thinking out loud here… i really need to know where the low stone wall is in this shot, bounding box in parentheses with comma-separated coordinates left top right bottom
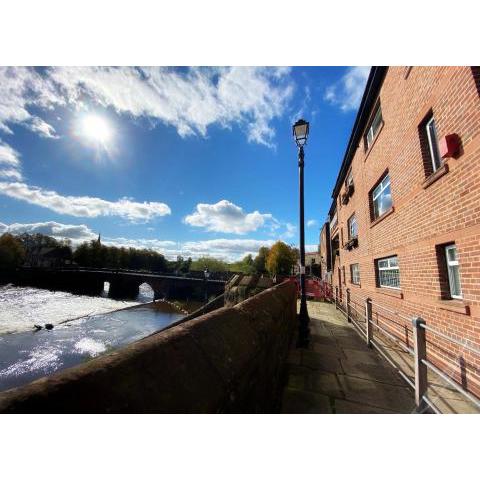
(0, 281, 297, 413)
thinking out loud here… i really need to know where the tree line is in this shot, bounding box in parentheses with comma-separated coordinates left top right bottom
(0, 232, 299, 277)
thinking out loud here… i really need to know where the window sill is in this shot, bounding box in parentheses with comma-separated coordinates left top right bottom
(435, 298, 470, 316)
(364, 121, 385, 162)
(370, 206, 395, 227)
(422, 163, 449, 189)
(375, 287, 403, 299)
(350, 282, 362, 288)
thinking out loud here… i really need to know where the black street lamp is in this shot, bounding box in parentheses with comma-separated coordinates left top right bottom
(204, 266, 210, 303)
(293, 119, 310, 347)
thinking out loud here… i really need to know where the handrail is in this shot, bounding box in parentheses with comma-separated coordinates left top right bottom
(420, 323, 480, 357)
(337, 285, 480, 413)
(422, 395, 442, 414)
(369, 300, 412, 323)
(370, 339, 415, 389)
(369, 319, 414, 355)
(421, 358, 480, 410)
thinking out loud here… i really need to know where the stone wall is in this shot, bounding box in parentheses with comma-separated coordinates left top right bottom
(224, 274, 274, 307)
(0, 281, 296, 413)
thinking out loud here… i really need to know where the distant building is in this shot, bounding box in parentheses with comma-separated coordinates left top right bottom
(33, 246, 72, 268)
(294, 251, 321, 276)
(319, 66, 480, 395)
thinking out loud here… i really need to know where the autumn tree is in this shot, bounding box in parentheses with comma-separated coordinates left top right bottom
(265, 241, 297, 276)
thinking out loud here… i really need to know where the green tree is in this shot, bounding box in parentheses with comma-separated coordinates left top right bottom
(266, 241, 297, 276)
(0, 233, 26, 270)
(190, 256, 229, 272)
(253, 246, 270, 274)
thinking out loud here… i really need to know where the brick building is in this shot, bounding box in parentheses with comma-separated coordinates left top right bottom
(319, 66, 480, 395)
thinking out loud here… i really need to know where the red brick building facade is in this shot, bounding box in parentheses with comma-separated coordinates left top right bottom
(319, 66, 480, 395)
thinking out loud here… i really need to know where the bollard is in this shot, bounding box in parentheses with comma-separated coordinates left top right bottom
(365, 298, 373, 348)
(335, 286, 338, 310)
(346, 288, 351, 323)
(412, 317, 427, 411)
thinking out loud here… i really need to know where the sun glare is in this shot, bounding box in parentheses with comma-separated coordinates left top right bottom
(80, 114, 112, 144)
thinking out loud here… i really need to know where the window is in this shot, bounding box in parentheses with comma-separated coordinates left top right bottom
(347, 214, 358, 240)
(376, 255, 400, 289)
(445, 245, 462, 299)
(330, 210, 338, 231)
(345, 169, 353, 188)
(365, 104, 383, 150)
(371, 173, 393, 220)
(425, 115, 442, 172)
(350, 263, 360, 285)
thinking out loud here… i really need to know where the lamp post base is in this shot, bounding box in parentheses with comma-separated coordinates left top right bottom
(297, 297, 310, 348)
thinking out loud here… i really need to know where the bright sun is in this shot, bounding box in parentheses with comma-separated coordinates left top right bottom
(80, 114, 113, 145)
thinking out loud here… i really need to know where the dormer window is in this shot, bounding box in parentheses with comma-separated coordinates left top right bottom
(364, 103, 383, 150)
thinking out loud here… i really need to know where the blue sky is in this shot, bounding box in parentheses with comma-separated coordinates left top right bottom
(0, 66, 369, 261)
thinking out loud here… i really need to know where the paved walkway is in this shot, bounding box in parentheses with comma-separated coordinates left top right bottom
(281, 301, 416, 413)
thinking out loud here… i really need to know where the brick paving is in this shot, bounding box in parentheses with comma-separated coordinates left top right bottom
(281, 301, 416, 413)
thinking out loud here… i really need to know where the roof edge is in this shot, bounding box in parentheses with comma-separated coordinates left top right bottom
(330, 66, 388, 205)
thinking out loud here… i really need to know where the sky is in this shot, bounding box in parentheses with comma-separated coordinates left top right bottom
(0, 66, 369, 261)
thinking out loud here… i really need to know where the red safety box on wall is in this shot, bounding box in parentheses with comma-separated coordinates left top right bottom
(439, 134, 460, 158)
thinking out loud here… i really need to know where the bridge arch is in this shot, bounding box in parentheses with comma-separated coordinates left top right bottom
(137, 282, 155, 302)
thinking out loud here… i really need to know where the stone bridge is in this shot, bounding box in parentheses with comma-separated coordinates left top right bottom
(16, 267, 226, 301)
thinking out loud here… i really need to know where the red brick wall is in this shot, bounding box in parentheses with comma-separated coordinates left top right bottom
(325, 67, 480, 395)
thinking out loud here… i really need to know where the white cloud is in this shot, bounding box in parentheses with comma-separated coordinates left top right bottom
(0, 66, 293, 148)
(324, 66, 370, 112)
(0, 219, 307, 262)
(180, 238, 276, 261)
(0, 142, 22, 180)
(184, 199, 278, 234)
(307, 219, 318, 228)
(0, 181, 171, 222)
(0, 67, 60, 137)
(1, 221, 97, 242)
(281, 222, 297, 239)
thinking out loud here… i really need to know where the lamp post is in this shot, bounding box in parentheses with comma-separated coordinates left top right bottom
(204, 266, 210, 303)
(293, 119, 310, 347)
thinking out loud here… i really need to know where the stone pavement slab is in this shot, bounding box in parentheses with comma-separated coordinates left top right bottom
(281, 301, 416, 414)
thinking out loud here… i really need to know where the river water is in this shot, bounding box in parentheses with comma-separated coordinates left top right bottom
(0, 284, 184, 392)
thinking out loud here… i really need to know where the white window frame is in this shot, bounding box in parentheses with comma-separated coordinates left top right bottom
(365, 104, 383, 149)
(346, 169, 354, 187)
(372, 174, 392, 219)
(426, 116, 442, 173)
(377, 255, 400, 289)
(348, 214, 358, 240)
(350, 263, 360, 285)
(445, 244, 462, 299)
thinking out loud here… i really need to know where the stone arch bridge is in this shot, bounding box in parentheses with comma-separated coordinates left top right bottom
(16, 268, 226, 301)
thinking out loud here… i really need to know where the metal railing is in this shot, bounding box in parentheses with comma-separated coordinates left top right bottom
(333, 285, 480, 413)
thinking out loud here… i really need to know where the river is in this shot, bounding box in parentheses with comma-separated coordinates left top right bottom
(0, 284, 184, 392)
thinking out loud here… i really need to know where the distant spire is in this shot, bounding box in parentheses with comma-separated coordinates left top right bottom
(97, 232, 101, 245)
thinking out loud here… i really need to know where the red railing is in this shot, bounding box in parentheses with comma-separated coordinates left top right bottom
(287, 275, 333, 301)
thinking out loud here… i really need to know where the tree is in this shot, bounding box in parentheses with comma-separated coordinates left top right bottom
(253, 246, 270, 274)
(229, 254, 255, 274)
(190, 256, 229, 272)
(266, 241, 297, 276)
(0, 233, 26, 270)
